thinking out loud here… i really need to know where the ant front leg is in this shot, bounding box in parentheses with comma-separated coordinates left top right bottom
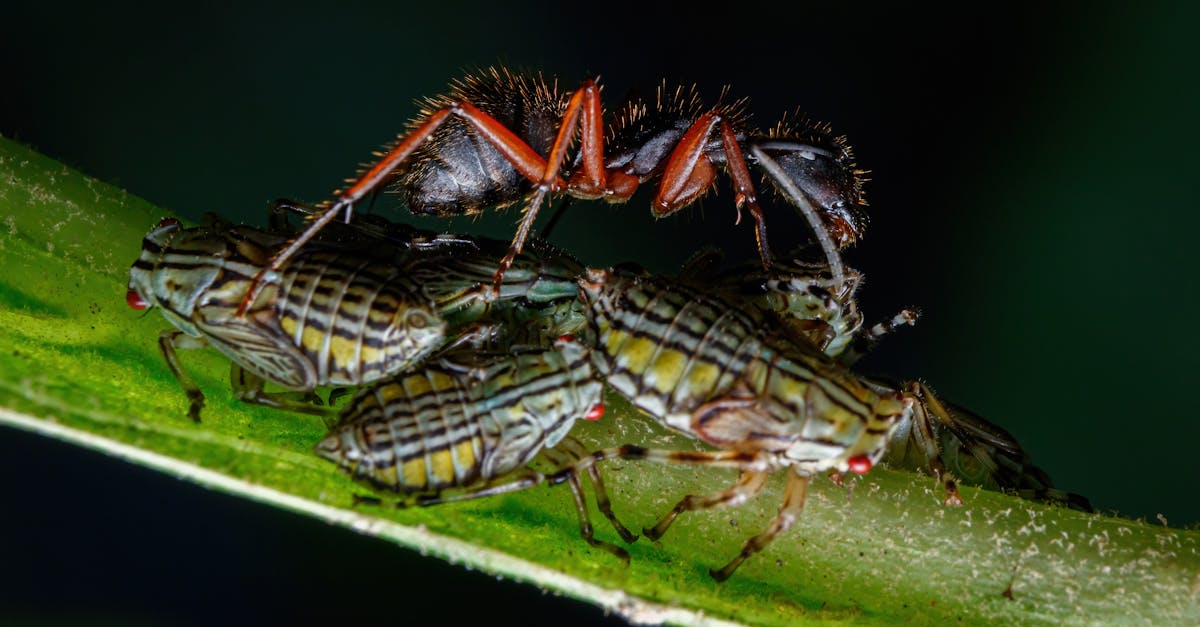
(655, 112, 774, 270)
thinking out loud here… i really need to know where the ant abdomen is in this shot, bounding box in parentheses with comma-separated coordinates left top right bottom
(395, 68, 569, 216)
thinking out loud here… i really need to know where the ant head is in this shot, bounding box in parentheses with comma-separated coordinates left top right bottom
(757, 115, 869, 248)
(765, 146, 868, 247)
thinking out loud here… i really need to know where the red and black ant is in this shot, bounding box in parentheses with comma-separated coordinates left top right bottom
(239, 67, 867, 313)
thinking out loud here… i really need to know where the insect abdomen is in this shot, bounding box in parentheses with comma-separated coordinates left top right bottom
(275, 251, 443, 386)
(585, 274, 763, 431)
(316, 340, 603, 493)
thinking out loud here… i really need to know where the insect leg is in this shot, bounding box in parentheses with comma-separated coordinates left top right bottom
(561, 470, 631, 563)
(643, 470, 770, 542)
(710, 468, 810, 582)
(546, 445, 776, 544)
(411, 469, 546, 506)
(158, 329, 208, 422)
(547, 445, 775, 478)
(557, 437, 637, 544)
(654, 112, 722, 216)
(347, 471, 545, 510)
(228, 364, 335, 424)
(654, 113, 775, 269)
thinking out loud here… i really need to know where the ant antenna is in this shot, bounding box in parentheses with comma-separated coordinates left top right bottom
(748, 145, 847, 289)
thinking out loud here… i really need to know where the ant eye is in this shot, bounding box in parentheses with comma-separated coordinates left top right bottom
(157, 217, 181, 228)
(126, 289, 149, 310)
(799, 151, 817, 161)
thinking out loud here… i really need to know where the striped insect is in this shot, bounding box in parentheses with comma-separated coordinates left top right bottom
(680, 248, 918, 363)
(315, 335, 636, 559)
(238, 66, 868, 313)
(127, 217, 445, 421)
(694, 252, 1090, 510)
(127, 215, 586, 421)
(266, 198, 588, 326)
(876, 378, 1093, 511)
(548, 268, 912, 581)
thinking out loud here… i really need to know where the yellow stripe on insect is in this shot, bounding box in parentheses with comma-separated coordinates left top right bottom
(645, 348, 688, 396)
(402, 457, 429, 489)
(299, 325, 327, 355)
(376, 380, 407, 404)
(680, 361, 722, 403)
(400, 373, 434, 398)
(453, 438, 479, 476)
(429, 449, 456, 485)
(615, 335, 659, 378)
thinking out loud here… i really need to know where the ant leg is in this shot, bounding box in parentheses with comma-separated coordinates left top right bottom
(237, 107, 455, 315)
(655, 113, 774, 269)
(710, 469, 810, 582)
(158, 329, 207, 422)
(239, 98, 570, 315)
(654, 112, 722, 215)
(718, 121, 772, 270)
(493, 80, 609, 293)
(643, 470, 769, 542)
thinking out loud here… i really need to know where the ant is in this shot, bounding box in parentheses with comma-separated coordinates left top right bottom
(239, 66, 867, 313)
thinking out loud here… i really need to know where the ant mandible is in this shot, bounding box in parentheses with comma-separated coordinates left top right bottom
(238, 67, 867, 313)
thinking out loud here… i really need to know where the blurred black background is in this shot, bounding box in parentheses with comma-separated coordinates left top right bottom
(2, 2, 1198, 624)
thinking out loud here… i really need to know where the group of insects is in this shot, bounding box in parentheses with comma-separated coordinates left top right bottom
(126, 67, 1090, 582)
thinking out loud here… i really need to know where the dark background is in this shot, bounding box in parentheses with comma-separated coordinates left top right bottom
(3, 2, 1198, 624)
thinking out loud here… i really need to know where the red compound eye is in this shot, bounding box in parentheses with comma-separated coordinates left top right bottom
(584, 403, 605, 421)
(157, 217, 181, 228)
(847, 455, 872, 475)
(126, 289, 149, 310)
(556, 333, 576, 343)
